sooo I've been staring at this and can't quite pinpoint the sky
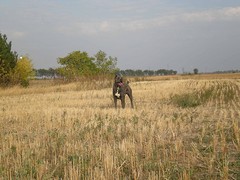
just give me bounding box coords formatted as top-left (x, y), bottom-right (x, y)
top-left (1, 0), bottom-right (240, 73)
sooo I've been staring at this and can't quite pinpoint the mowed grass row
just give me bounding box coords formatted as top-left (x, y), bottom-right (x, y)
top-left (0, 78), bottom-right (240, 179)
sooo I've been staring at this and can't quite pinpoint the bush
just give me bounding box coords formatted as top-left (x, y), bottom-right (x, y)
top-left (13, 56), bottom-right (34, 87)
top-left (20, 79), bottom-right (29, 88)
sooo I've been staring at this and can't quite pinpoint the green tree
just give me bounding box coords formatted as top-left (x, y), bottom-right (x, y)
top-left (124, 69), bottom-right (135, 76)
top-left (135, 69), bottom-right (144, 76)
top-left (94, 50), bottom-right (118, 75)
top-left (35, 68), bottom-right (56, 77)
top-left (0, 33), bottom-right (18, 85)
top-left (193, 68), bottom-right (199, 74)
top-left (144, 70), bottom-right (155, 76)
top-left (13, 56), bottom-right (35, 87)
top-left (57, 51), bottom-right (96, 80)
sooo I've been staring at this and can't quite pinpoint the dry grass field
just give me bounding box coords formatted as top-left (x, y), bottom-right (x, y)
top-left (0, 74), bottom-right (240, 179)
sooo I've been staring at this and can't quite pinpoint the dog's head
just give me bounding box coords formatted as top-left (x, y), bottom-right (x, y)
top-left (115, 73), bottom-right (123, 83)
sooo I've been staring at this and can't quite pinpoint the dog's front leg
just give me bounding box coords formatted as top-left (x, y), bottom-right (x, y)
top-left (114, 96), bottom-right (117, 109)
top-left (121, 95), bottom-right (125, 109)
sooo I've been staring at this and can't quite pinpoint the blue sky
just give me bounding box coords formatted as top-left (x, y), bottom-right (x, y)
top-left (1, 0), bottom-right (240, 73)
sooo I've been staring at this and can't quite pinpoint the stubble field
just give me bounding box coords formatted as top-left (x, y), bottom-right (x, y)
top-left (0, 74), bottom-right (240, 179)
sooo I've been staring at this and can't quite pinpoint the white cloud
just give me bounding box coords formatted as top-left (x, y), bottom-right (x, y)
top-left (182, 6), bottom-right (240, 23)
top-left (99, 21), bottom-right (111, 32)
top-left (57, 6), bottom-right (240, 36)
top-left (223, 6), bottom-right (240, 17)
top-left (11, 31), bottom-right (26, 39)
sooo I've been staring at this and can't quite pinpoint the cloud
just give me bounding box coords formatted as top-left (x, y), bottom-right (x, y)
top-left (11, 31), bottom-right (26, 39)
top-left (57, 6), bottom-right (240, 36)
top-left (109, 1), bottom-right (149, 14)
top-left (182, 6), bottom-right (240, 23)
top-left (223, 6), bottom-right (240, 17)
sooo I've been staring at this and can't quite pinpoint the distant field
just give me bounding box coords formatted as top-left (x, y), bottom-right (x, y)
top-left (0, 74), bottom-right (240, 179)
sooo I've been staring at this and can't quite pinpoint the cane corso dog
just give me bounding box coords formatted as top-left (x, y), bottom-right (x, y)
top-left (113, 73), bottom-right (134, 109)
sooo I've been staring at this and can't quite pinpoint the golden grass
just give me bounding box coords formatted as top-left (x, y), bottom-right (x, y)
top-left (0, 75), bottom-right (240, 179)
top-left (129, 73), bottom-right (240, 82)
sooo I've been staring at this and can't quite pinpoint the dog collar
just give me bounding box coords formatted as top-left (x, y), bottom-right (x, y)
top-left (117, 82), bottom-right (123, 86)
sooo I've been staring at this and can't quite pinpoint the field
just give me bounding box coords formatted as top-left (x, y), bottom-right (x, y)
top-left (0, 74), bottom-right (240, 179)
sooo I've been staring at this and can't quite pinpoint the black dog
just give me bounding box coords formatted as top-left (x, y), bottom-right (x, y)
top-left (113, 73), bottom-right (134, 109)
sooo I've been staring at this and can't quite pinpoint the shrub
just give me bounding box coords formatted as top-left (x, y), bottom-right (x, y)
top-left (12, 56), bottom-right (35, 87)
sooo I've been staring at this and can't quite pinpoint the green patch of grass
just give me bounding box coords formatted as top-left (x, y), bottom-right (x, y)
top-left (15, 161), bottom-right (37, 179)
top-left (229, 153), bottom-right (240, 178)
top-left (171, 92), bottom-right (201, 108)
top-left (171, 83), bottom-right (238, 108)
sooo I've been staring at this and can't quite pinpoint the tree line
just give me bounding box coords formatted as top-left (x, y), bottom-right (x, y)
top-left (119, 69), bottom-right (177, 76)
top-left (0, 32), bottom-right (177, 87)
top-left (35, 68), bottom-right (177, 78)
